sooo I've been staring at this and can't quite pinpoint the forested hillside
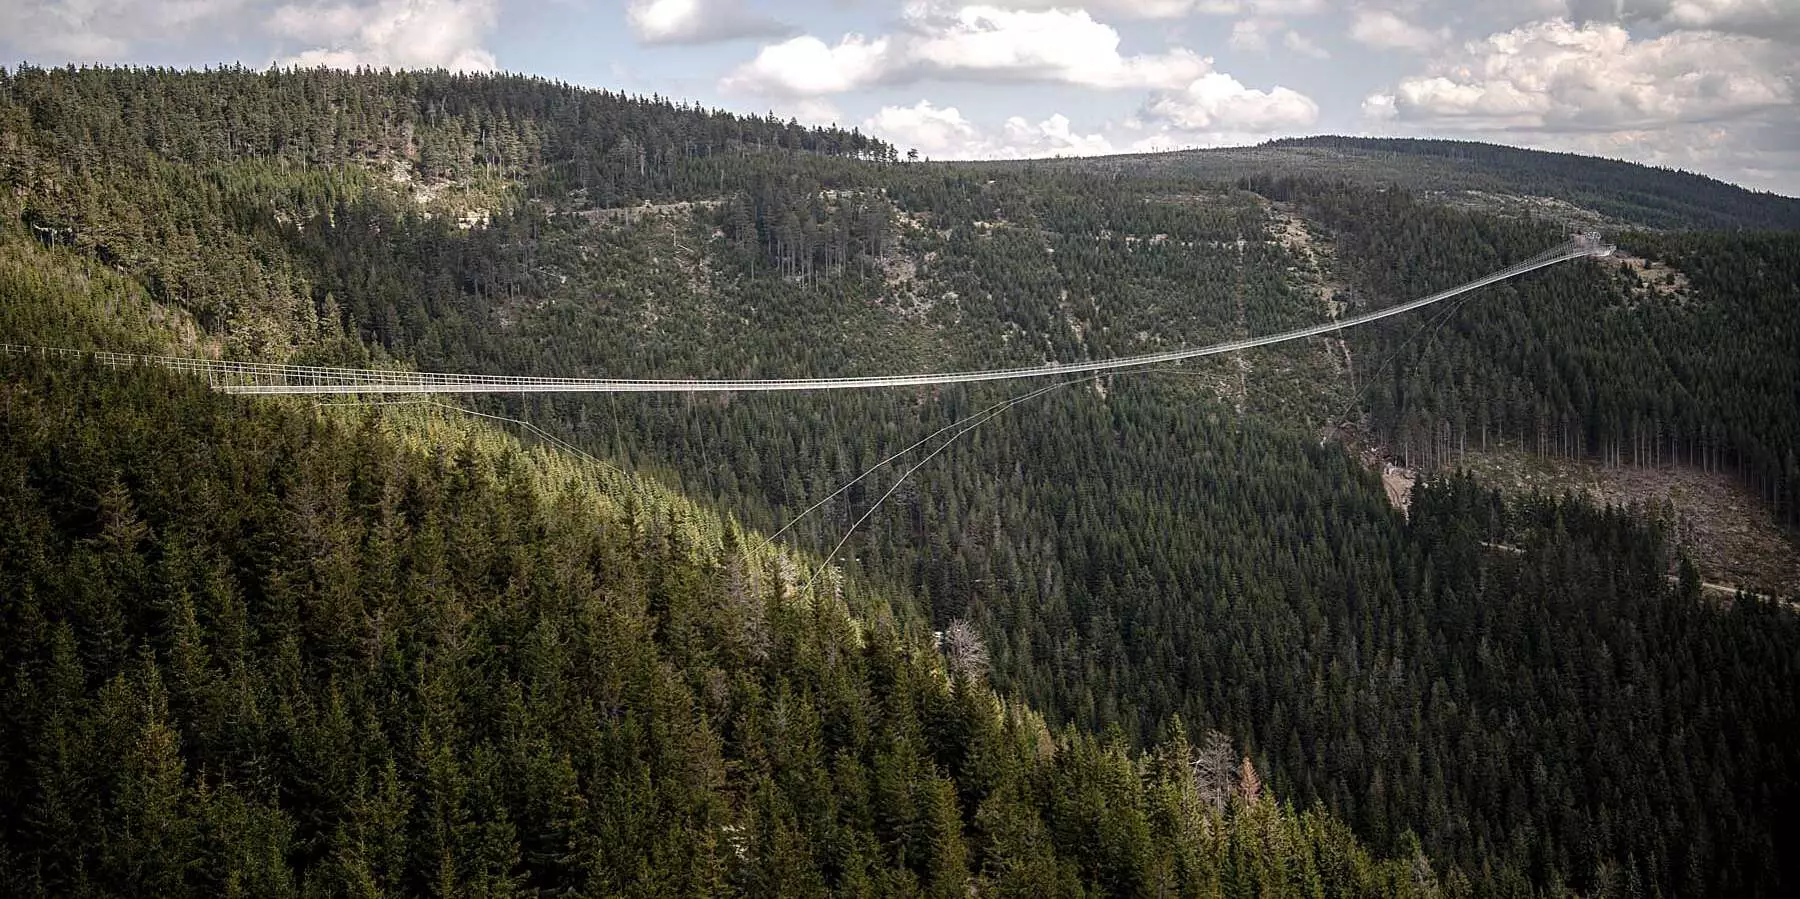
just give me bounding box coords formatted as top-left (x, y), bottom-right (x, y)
top-left (2, 360), bottom-right (1443, 897)
top-left (1243, 175), bottom-right (1800, 526)
top-left (1056, 135), bottom-right (1800, 232)
top-left (3, 66), bottom-right (1799, 898)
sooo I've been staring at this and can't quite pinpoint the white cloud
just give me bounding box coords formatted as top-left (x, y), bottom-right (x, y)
top-left (1432, 120), bottom-right (1799, 194)
top-left (625, 0), bottom-right (793, 45)
top-left (1659, 0), bottom-right (1800, 35)
top-left (0, 0), bottom-right (248, 60)
top-left (723, 35), bottom-right (893, 95)
top-left (1364, 16), bottom-right (1800, 193)
top-left (1255, 0), bottom-right (1328, 14)
top-left (1229, 19), bottom-right (1274, 52)
top-left (981, 0), bottom-right (1323, 17)
top-left (1001, 112), bottom-right (1117, 156)
top-left (981, 0), bottom-right (1207, 17)
top-left (1282, 29), bottom-right (1330, 58)
top-left (0, 0), bottom-right (502, 68)
top-left (1190, 0), bottom-right (1329, 14)
top-left (273, 0), bottom-right (499, 71)
top-left (767, 98), bottom-right (844, 127)
top-left (864, 92), bottom-right (1317, 162)
top-left (865, 101), bottom-right (987, 158)
top-left (864, 100), bottom-right (1119, 159)
top-left (723, 6), bottom-right (1209, 96)
top-left (267, 3), bottom-right (374, 43)
top-left (904, 6), bottom-right (1208, 90)
top-left (1367, 19), bottom-right (1792, 130)
top-left (1142, 71), bottom-right (1319, 130)
top-left (1349, 8), bottom-right (1451, 52)
top-left (1256, 0), bottom-right (1328, 12)
top-left (1232, 18), bottom-right (1329, 57)
top-left (1122, 128), bottom-right (1292, 152)
top-left (1487, 0), bottom-right (1800, 37)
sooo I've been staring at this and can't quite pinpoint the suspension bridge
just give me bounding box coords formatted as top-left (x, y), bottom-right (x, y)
top-left (2, 236), bottom-right (1610, 395)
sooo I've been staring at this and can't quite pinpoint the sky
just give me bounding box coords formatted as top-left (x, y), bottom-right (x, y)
top-left (3, 0), bottom-right (1797, 196)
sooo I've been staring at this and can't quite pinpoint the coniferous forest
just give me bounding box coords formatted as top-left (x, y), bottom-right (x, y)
top-left (2, 66), bottom-right (1799, 897)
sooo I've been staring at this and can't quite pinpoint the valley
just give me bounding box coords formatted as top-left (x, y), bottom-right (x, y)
top-left (2, 67), bottom-right (1798, 898)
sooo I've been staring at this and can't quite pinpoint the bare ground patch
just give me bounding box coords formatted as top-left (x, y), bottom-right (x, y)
top-left (1382, 466), bottom-right (1416, 514)
top-left (1265, 202), bottom-right (1359, 419)
top-left (579, 199), bottom-right (726, 226)
top-left (1601, 250), bottom-right (1692, 307)
top-left (1428, 190), bottom-right (1614, 231)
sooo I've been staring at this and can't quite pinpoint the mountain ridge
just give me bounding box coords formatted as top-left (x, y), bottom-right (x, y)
top-left (1018, 134), bottom-right (1800, 231)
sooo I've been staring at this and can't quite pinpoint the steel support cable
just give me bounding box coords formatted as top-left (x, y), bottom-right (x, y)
top-left (1, 241), bottom-right (1606, 396)
top-left (794, 358), bottom-right (1234, 596)
top-left (795, 369), bottom-right (1123, 596)
top-left (241, 246), bottom-right (1585, 393)
top-left (311, 377), bottom-right (1093, 599)
top-left (415, 401), bottom-right (631, 479)
top-left (239, 242), bottom-right (1595, 393)
top-left (777, 243), bottom-right (1606, 592)
top-left (1328, 279), bottom-right (1487, 434)
top-left (759, 374), bottom-right (1088, 551)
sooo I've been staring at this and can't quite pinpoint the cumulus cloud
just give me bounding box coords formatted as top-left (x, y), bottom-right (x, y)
top-left (1191, 0), bottom-right (1329, 14)
top-left (862, 100), bottom-right (1135, 160)
top-left (724, 35), bottom-right (894, 95)
top-left (268, 4), bottom-right (371, 43)
top-left (864, 101), bottom-right (1122, 159)
top-left (1659, 0), bottom-right (1797, 32)
top-left (1282, 29), bottom-right (1330, 58)
top-left (765, 98), bottom-right (845, 127)
top-left (1564, 0), bottom-right (1800, 36)
top-left (1349, 8), bottom-right (1451, 52)
top-left (1230, 18), bottom-right (1330, 57)
top-left (1466, 0), bottom-right (1800, 38)
top-left (864, 92), bottom-right (1315, 162)
top-left (271, 0), bottom-right (500, 71)
top-left (865, 101), bottom-right (989, 158)
top-left (1229, 19), bottom-right (1275, 52)
top-left (1466, 119), bottom-right (1800, 194)
top-left (1365, 16), bottom-right (1800, 192)
top-left (978, 0), bottom-right (1214, 17)
top-left (975, 0), bottom-right (1331, 18)
top-left (906, 6), bottom-right (1208, 88)
top-left (723, 6), bottom-right (1209, 96)
top-left (625, 0), bottom-right (793, 45)
top-left (0, 0), bottom-right (248, 60)
top-left (0, 0), bottom-right (501, 69)
top-left (1142, 71), bottom-right (1319, 131)
top-left (1366, 19), bottom-right (1791, 130)
top-left (1000, 112), bottom-right (1118, 156)
top-left (1637, 0), bottom-right (1800, 43)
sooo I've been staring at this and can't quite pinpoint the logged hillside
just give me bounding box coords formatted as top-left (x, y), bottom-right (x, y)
top-left (4, 66), bottom-right (1800, 898)
top-left (1236, 176), bottom-right (1800, 530)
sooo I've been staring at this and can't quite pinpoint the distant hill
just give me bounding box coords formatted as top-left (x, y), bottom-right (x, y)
top-left (1039, 136), bottom-right (1800, 232)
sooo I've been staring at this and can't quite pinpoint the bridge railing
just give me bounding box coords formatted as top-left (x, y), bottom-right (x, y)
top-left (3, 240), bottom-right (1612, 396)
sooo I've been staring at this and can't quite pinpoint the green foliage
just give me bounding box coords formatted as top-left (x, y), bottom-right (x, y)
top-left (0, 361), bottom-right (1436, 897)
top-left (1250, 175), bottom-right (1800, 523)
top-left (1054, 135), bottom-right (1800, 231)
top-left (0, 64), bottom-right (890, 357)
top-left (3, 66), bottom-right (1798, 899)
